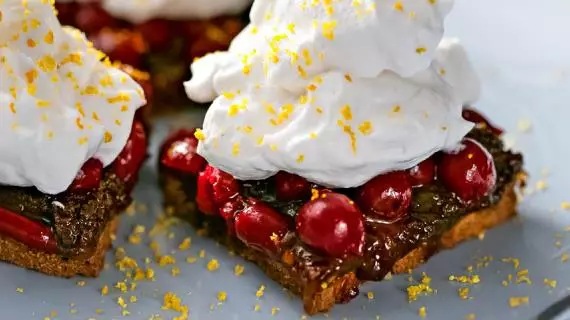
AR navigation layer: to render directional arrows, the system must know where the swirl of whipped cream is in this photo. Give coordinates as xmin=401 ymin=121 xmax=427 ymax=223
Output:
xmin=185 ymin=0 xmax=480 ymax=188
xmin=101 ymin=0 xmax=252 ymax=24
xmin=0 ymin=0 xmax=146 ymax=195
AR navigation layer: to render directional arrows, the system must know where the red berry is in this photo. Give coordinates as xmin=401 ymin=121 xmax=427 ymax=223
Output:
xmin=89 ymin=29 xmax=147 ymax=68
xmin=275 ymin=172 xmax=311 ymax=201
xmin=113 ymin=120 xmax=147 ymax=188
xmin=235 ymin=200 xmax=291 ymax=255
xmin=462 ymin=107 xmax=504 ymax=136
xmin=160 ymin=129 xmax=206 ymax=175
xmin=438 ymin=138 xmax=497 ymax=203
xmin=356 ymin=171 xmax=412 ymax=221
xmin=219 ymin=196 xmax=245 ymax=235
xmin=195 ymin=165 xmax=239 ymax=214
xmin=408 ymin=158 xmax=436 ymax=187
xmin=69 ymin=158 xmax=103 ymax=191
xmin=135 ymin=19 xmax=174 ymax=51
xmin=196 ymin=167 xmax=216 ymax=215
xmin=54 ymin=2 xmax=79 ymax=26
xmin=0 ymin=207 xmax=57 ymax=253
xmin=296 ymin=192 xmax=365 ymax=258
xmin=75 ymin=3 xmax=117 ymax=34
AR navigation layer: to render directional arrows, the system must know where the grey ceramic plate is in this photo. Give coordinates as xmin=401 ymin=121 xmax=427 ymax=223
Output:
xmin=2 ymin=0 xmax=570 ymax=319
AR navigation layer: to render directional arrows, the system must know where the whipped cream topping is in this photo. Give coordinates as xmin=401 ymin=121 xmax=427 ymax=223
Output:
xmin=101 ymin=0 xmax=252 ymax=24
xmin=185 ymin=0 xmax=480 ymax=188
xmin=0 ymin=0 xmax=146 ymax=195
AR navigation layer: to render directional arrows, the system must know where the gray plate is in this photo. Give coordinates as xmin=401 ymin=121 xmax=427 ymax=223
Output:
xmin=2 ymin=0 xmax=570 ymax=319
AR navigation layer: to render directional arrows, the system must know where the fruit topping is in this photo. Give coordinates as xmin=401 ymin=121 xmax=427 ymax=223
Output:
xmin=275 ymin=172 xmax=311 ymax=201
xmin=235 ymin=199 xmax=291 ymax=255
xmin=75 ymin=3 xmax=117 ymax=34
xmin=219 ymin=196 xmax=245 ymax=236
xmin=69 ymin=158 xmax=103 ymax=192
xmin=438 ymin=138 xmax=497 ymax=203
xmin=408 ymin=158 xmax=436 ymax=187
xmin=356 ymin=171 xmax=412 ymax=221
xmin=89 ymin=29 xmax=147 ymax=68
xmin=196 ymin=165 xmax=240 ymax=214
xmin=135 ymin=19 xmax=174 ymax=51
xmin=54 ymin=2 xmax=78 ymax=26
xmin=296 ymin=192 xmax=365 ymax=258
xmin=113 ymin=120 xmax=147 ymax=188
xmin=160 ymin=129 xmax=206 ymax=175
xmin=462 ymin=107 xmax=504 ymax=136
xmin=0 ymin=207 xmax=57 ymax=254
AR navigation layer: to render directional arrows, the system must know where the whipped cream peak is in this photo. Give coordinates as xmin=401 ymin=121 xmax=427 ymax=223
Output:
xmin=101 ymin=0 xmax=252 ymax=24
xmin=0 ymin=0 xmax=146 ymax=194
xmin=185 ymin=0 xmax=480 ymax=188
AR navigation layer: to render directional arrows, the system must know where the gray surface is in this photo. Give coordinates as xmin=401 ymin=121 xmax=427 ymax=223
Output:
xmin=2 ymin=0 xmax=570 ymax=319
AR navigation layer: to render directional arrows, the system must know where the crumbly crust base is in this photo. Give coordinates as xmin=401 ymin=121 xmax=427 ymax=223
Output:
xmin=0 ymin=218 xmax=118 ymax=278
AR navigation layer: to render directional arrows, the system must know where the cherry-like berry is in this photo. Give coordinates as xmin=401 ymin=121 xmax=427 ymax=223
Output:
xmin=462 ymin=107 xmax=504 ymax=136
xmin=69 ymin=158 xmax=103 ymax=191
xmin=160 ymin=129 xmax=206 ymax=175
xmin=438 ymin=138 xmax=497 ymax=203
xmin=195 ymin=165 xmax=240 ymax=214
xmin=356 ymin=171 xmax=413 ymax=221
xmin=0 ymin=207 xmax=57 ymax=253
xmin=275 ymin=172 xmax=311 ymax=201
xmin=408 ymin=158 xmax=436 ymax=187
xmin=235 ymin=199 xmax=291 ymax=255
xmin=113 ymin=120 xmax=147 ymax=188
xmin=135 ymin=19 xmax=174 ymax=51
xmin=219 ymin=196 xmax=245 ymax=235
xmin=296 ymin=192 xmax=365 ymax=258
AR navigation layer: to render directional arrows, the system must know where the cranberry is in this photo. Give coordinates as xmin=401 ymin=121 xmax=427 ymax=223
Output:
xmin=69 ymin=158 xmax=103 ymax=191
xmin=275 ymin=172 xmax=311 ymax=201
xmin=408 ymin=158 xmax=436 ymax=187
xmin=296 ymin=192 xmax=365 ymax=258
xmin=219 ymin=196 xmax=245 ymax=235
xmin=75 ymin=3 xmax=117 ymax=34
xmin=195 ymin=165 xmax=239 ymax=214
xmin=54 ymin=2 xmax=79 ymax=26
xmin=135 ymin=19 xmax=174 ymax=51
xmin=356 ymin=171 xmax=412 ymax=221
xmin=113 ymin=120 xmax=147 ymax=189
xmin=235 ymin=200 xmax=291 ymax=255
xmin=160 ymin=129 xmax=206 ymax=175
xmin=438 ymin=138 xmax=497 ymax=203
xmin=89 ymin=29 xmax=146 ymax=68
xmin=196 ymin=167 xmax=216 ymax=215
xmin=462 ymin=107 xmax=504 ymax=136
xmin=0 ymin=207 xmax=57 ymax=253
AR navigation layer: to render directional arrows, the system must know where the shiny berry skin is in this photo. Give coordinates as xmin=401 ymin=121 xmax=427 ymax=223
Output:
xmin=135 ymin=19 xmax=174 ymax=51
xmin=195 ymin=165 xmax=240 ymax=214
xmin=196 ymin=168 xmax=216 ymax=215
xmin=0 ymin=207 xmax=57 ymax=253
xmin=113 ymin=121 xmax=147 ymax=188
xmin=89 ymin=29 xmax=146 ymax=68
xmin=219 ymin=196 xmax=245 ymax=236
xmin=235 ymin=200 xmax=291 ymax=255
xmin=75 ymin=3 xmax=117 ymax=34
xmin=438 ymin=138 xmax=497 ymax=203
xmin=408 ymin=158 xmax=436 ymax=187
xmin=160 ymin=129 xmax=206 ymax=175
xmin=69 ymin=158 xmax=103 ymax=191
xmin=356 ymin=171 xmax=412 ymax=221
xmin=275 ymin=172 xmax=311 ymax=201
xmin=462 ymin=107 xmax=504 ymax=136
xmin=296 ymin=192 xmax=365 ymax=258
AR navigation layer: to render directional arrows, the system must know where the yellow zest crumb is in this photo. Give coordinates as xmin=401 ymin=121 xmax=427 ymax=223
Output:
xmin=158 ymin=255 xmax=176 ymax=266
xmin=254 ymin=304 xmax=261 ymax=312
xmin=186 ymin=256 xmax=197 ymax=264
xmin=256 ymin=285 xmax=266 ymax=298
xmin=544 ymin=278 xmax=557 ymax=288
xmin=101 ymin=286 xmax=109 ymax=296
xmin=367 ymin=292 xmax=374 ymax=300
xmin=16 ymin=288 xmax=24 ymax=293
xmin=115 ymin=281 xmax=128 ymax=293
xmin=465 ymin=314 xmax=477 ymax=320
xmin=117 ymin=296 xmax=127 ymax=309
xmin=178 ymin=237 xmax=192 ymax=250
xmin=448 ymin=274 xmax=481 ymax=284
xmin=271 ymin=307 xmax=280 ymax=316
xmin=162 ymin=292 xmax=189 ymax=320
xmin=76 ymin=281 xmax=86 ymax=287
xmin=171 ymin=267 xmax=181 ymax=277
xmin=458 ymin=287 xmax=471 ymax=300
xmin=130 ymin=296 xmax=138 ymax=303
xmin=207 ymin=259 xmax=220 ymax=271
xmin=561 ymin=202 xmax=570 ymax=210
xmin=407 ymin=273 xmax=434 ymax=301
xmin=509 ymin=296 xmax=529 ymax=308
xmin=419 ymin=306 xmax=427 ymax=318
xmin=217 ymin=291 xmax=227 ymax=302
xmin=234 ymin=264 xmax=245 ymax=276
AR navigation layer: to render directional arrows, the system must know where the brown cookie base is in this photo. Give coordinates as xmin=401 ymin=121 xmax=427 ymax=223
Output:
xmin=0 ymin=218 xmax=118 ymax=278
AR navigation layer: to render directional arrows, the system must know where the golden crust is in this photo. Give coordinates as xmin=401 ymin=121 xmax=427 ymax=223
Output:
xmin=0 ymin=218 xmax=118 ymax=278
